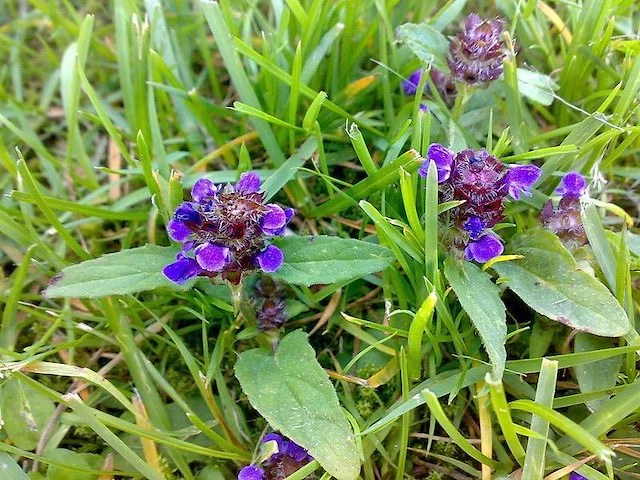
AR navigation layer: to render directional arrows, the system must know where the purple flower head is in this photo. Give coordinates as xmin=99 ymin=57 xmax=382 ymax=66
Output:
xmin=238 ymin=466 xmax=265 ymax=480
xmin=556 ymin=172 xmax=586 ymax=198
xmin=429 ymin=68 xmax=458 ymax=105
xmin=253 ymin=277 xmax=288 ymax=331
xmin=163 ymin=172 xmax=294 ymax=285
xmin=506 ymin=164 xmax=542 ymax=200
xmin=448 ymin=14 xmax=506 ymax=85
xmin=541 ymin=196 xmax=586 ymax=250
xmin=418 ymin=143 xmax=455 ymax=183
xmin=465 ymin=231 xmax=504 ymax=263
xmin=402 ymin=69 xmax=424 ymax=96
xmin=447 ymin=149 xmax=508 ymax=228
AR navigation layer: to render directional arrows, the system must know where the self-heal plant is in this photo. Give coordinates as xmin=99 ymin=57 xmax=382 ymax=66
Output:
xmin=447 ymin=14 xmax=506 ymax=86
xmin=251 ymin=276 xmax=288 ymax=331
xmin=238 ymin=433 xmax=313 ymax=480
xmin=419 ymin=144 xmax=541 ymax=262
xmin=163 ymin=172 xmax=294 ymax=285
xmin=541 ymin=172 xmax=588 ymax=250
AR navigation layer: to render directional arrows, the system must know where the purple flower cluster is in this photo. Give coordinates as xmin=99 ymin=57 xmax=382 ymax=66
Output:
xmin=448 ymin=14 xmax=506 ymax=85
xmin=541 ymin=172 xmax=587 ymax=250
xmin=419 ymin=144 xmax=541 ymax=263
xmin=252 ymin=277 xmax=288 ymax=331
xmin=238 ymin=433 xmax=313 ymax=480
xmin=163 ymin=172 xmax=294 ymax=285
xmin=401 ymin=14 xmax=506 ymax=101
xmin=569 ymin=472 xmax=587 ymax=480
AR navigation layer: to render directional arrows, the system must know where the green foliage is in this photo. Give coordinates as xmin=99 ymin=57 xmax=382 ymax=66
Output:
xmin=235 ymin=330 xmax=360 ymax=480
xmin=444 ymin=258 xmax=507 ymax=379
xmin=271 ymin=235 xmax=395 ymax=286
xmin=493 ymin=229 xmax=630 ymax=337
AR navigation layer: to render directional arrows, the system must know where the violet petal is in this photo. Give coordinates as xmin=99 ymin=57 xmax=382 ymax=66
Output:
xmin=167 ymin=220 xmax=191 ymax=242
xmin=281 ymin=440 xmax=311 ymax=462
xmin=419 ymin=143 xmax=454 ymax=182
xmin=402 ymin=69 xmax=423 ymax=96
xmin=163 ymin=257 xmax=201 ymax=284
xmin=173 ymin=202 xmax=201 ymax=224
xmin=256 ymin=244 xmax=284 ymax=272
xmin=235 ymin=172 xmax=261 ymax=193
xmin=569 ymin=473 xmax=587 ymax=480
xmin=465 ymin=232 xmax=504 ymax=263
xmin=195 ymin=243 xmax=230 ymax=271
xmin=556 ymin=172 xmax=586 ymax=197
xmin=191 ymin=178 xmax=218 ymax=202
xmin=262 ymin=433 xmax=284 ymax=448
xmin=262 ymin=204 xmax=287 ymax=234
xmin=238 ymin=465 xmax=265 ymax=480
xmin=462 ymin=216 xmax=486 ymax=240
xmin=507 ymin=164 xmax=541 ymax=200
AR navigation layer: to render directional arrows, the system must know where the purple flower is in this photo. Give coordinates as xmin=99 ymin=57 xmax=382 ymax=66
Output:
xmin=402 ymin=69 xmax=424 ymax=96
xmin=447 ymin=148 xmax=507 ymax=228
xmin=239 ymin=433 xmax=313 ymax=480
xmin=191 ymin=178 xmax=219 ymax=203
xmin=448 ymin=14 xmax=506 ymax=85
xmin=569 ymin=473 xmax=587 ymax=480
xmin=462 ymin=216 xmax=486 ymax=240
xmin=541 ymin=196 xmax=586 ymax=250
xmin=556 ymin=172 xmax=586 ymax=197
xmin=238 ymin=465 xmax=265 ymax=480
xmin=173 ymin=202 xmax=201 ymax=224
xmin=236 ymin=171 xmax=262 ymax=193
xmin=252 ymin=277 xmax=288 ymax=331
xmin=255 ymin=245 xmax=284 ymax=273
xmin=194 ymin=243 xmax=230 ymax=271
xmin=465 ymin=232 xmax=504 ymax=263
xmin=163 ymin=254 xmax=202 ymax=284
xmin=506 ymin=164 xmax=541 ymax=200
xmin=418 ymin=143 xmax=455 ymax=183
xmin=421 ymin=146 xmax=538 ymax=263
xmin=540 ymin=172 xmax=588 ymax=250
xmin=163 ymin=172 xmax=294 ymax=285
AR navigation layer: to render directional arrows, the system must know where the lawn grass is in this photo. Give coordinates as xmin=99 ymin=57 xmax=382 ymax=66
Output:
xmin=1 ymin=1 xmax=640 ymax=479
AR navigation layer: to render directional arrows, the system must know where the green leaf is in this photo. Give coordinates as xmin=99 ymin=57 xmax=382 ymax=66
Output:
xmin=574 ymin=333 xmax=622 ymax=412
xmin=444 ymin=258 xmax=507 ymax=379
xmin=46 ymin=449 xmax=101 ymax=480
xmin=270 ymin=235 xmax=394 ymax=286
xmin=493 ymin=229 xmax=629 ymax=337
xmin=44 ymin=245 xmax=181 ymax=299
xmin=234 ymin=330 xmax=361 ymax=480
xmin=0 ymin=452 xmax=30 ymax=480
xmin=0 ymin=377 xmax=56 ymax=451
xmin=395 ymin=23 xmax=449 ymax=71
xmin=516 ymin=68 xmax=558 ymax=106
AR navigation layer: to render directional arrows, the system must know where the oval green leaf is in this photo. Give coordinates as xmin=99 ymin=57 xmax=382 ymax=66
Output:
xmin=492 ymin=229 xmax=629 ymax=337
xmin=234 ymin=330 xmax=361 ymax=480
xmin=270 ymin=235 xmax=394 ymax=286
xmin=43 ymin=245 xmax=182 ymax=298
xmin=444 ymin=258 xmax=507 ymax=379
